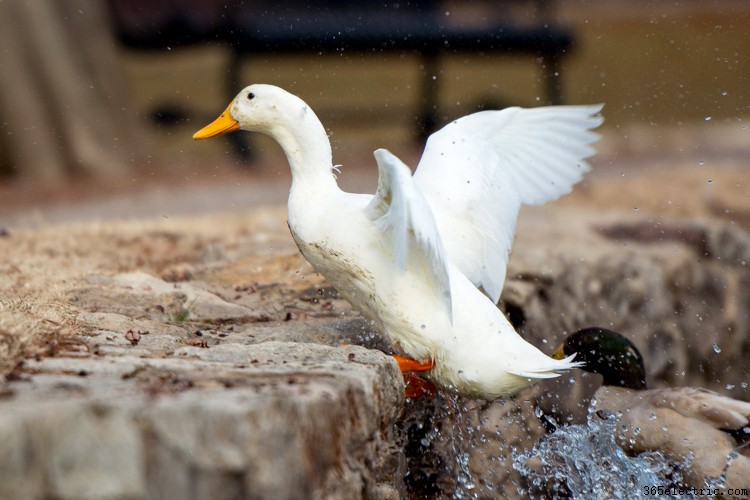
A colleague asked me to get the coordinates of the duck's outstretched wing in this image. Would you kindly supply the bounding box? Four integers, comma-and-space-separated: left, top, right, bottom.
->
413, 105, 603, 303
367, 148, 452, 321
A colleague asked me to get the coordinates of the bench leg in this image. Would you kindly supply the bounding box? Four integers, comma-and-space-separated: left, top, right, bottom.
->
541, 52, 564, 105
417, 52, 440, 142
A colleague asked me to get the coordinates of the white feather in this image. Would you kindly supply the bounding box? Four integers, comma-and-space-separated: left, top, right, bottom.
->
367, 149, 453, 322
414, 105, 604, 302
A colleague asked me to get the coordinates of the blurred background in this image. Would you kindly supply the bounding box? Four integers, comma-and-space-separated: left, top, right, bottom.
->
0, 0, 748, 226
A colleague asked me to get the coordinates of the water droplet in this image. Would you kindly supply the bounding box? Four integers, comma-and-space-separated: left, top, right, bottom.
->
712, 343, 721, 353
632, 207, 639, 211
649, 412, 657, 421
704, 116, 712, 121
726, 384, 735, 390
707, 179, 714, 184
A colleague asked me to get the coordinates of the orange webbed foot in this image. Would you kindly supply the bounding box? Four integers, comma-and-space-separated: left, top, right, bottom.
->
392, 355, 435, 373
392, 355, 436, 399
403, 372, 437, 398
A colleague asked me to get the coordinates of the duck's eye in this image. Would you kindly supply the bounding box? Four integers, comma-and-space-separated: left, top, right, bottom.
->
248, 92, 255, 100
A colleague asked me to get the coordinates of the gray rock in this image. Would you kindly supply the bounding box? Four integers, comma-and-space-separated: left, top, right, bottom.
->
0, 399, 145, 500
111, 272, 264, 322
590, 385, 750, 489
1, 340, 404, 500
3, 205, 750, 498
0, 410, 44, 500
428, 210, 750, 497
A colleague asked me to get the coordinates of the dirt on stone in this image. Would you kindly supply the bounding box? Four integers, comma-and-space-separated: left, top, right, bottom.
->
0, 207, 356, 374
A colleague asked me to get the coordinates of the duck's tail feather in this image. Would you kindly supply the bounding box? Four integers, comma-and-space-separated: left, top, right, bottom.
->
507, 353, 583, 379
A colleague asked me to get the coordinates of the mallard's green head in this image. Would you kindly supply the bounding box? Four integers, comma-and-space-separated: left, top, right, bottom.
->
552, 327, 647, 390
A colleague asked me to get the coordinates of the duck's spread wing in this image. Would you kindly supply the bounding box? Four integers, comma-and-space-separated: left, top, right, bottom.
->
413, 105, 603, 303
367, 148, 452, 321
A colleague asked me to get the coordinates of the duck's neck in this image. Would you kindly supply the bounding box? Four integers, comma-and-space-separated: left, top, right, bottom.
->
268, 104, 338, 194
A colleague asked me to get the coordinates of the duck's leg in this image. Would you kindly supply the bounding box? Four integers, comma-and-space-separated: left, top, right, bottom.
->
392, 356, 436, 398
392, 355, 435, 372
341, 346, 436, 397
340, 346, 435, 372
403, 372, 437, 398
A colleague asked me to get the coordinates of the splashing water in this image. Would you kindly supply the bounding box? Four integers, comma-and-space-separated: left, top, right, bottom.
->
512, 411, 692, 499
448, 399, 478, 499
402, 391, 739, 498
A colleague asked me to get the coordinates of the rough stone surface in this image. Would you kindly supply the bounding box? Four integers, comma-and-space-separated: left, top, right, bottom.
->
2, 341, 404, 500
591, 385, 750, 489
460, 210, 750, 497
508, 211, 750, 412
1, 187, 749, 497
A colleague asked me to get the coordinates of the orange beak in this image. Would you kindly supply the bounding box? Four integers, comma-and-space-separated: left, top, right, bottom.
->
192, 102, 240, 139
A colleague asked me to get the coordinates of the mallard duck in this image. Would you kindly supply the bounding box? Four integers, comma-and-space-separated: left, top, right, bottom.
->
553, 327, 647, 390
193, 84, 602, 399
553, 327, 750, 488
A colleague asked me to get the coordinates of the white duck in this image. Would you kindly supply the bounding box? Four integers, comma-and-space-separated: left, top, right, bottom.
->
193, 84, 602, 399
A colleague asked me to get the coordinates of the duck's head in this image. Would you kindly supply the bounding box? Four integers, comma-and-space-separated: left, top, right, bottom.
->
552, 327, 647, 390
193, 84, 306, 140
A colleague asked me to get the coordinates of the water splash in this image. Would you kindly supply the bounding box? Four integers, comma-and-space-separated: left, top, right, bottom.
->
448, 400, 477, 499
401, 392, 477, 499
512, 411, 692, 499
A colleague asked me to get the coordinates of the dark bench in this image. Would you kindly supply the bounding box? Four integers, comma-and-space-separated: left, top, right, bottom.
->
110, 0, 575, 158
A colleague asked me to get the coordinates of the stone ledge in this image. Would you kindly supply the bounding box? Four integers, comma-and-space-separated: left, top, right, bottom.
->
1, 341, 404, 500
2, 202, 750, 498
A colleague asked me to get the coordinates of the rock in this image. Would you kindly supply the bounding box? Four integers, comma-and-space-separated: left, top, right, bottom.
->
503, 210, 750, 420
79, 311, 187, 336
110, 271, 263, 322
35, 402, 144, 500
1, 341, 405, 500
3, 195, 750, 497
0, 410, 44, 500
0, 399, 144, 500
590, 385, 750, 489
429, 209, 750, 497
